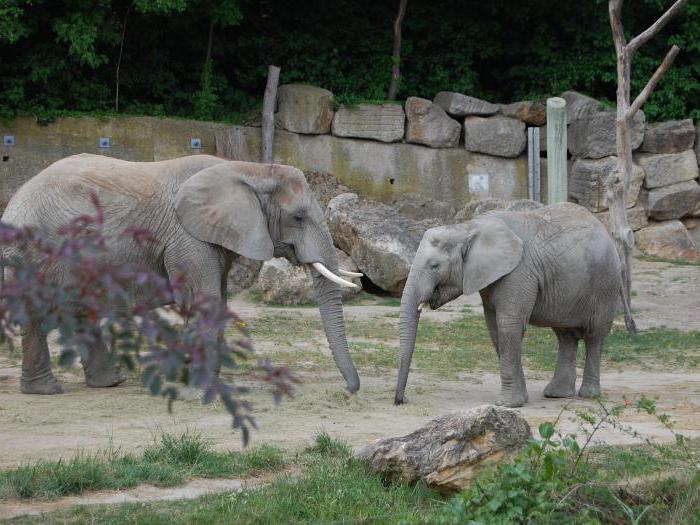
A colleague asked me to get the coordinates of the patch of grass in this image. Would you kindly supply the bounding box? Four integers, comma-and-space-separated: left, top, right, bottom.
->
303, 431, 352, 458
638, 255, 700, 267
245, 289, 316, 308
345, 291, 401, 307
0, 430, 286, 501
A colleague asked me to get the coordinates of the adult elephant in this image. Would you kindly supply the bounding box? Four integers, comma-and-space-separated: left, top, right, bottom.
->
2, 154, 361, 395
394, 203, 633, 408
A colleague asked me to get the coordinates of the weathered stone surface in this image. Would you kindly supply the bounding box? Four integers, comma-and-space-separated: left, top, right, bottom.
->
499, 100, 547, 126
640, 119, 696, 154
454, 198, 542, 222
405, 97, 460, 148
275, 84, 335, 134
647, 180, 700, 220
391, 192, 456, 223
595, 204, 648, 232
560, 90, 600, 122
249, 249, 361, 305
636, 150, 699, 189
227, 256, 264, 296
433, 92, 499, 117
681, 218, 700, 248
304, 171, 351, 207
464, 116, 526, 158
635, 221, 699, 261
569, 156, 644, 211
354, 405, 531, 494
569, 110, 645, 159
696, 127, 700, 168
326, 193, 428, 295
331, 104, 405, 143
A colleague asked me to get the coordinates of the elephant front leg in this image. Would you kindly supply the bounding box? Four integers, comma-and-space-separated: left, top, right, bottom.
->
82, 335, 126, 388
495, 315, 528, 408
544, 329, 579, 398
21, 318, 63, 394
578, 335, 604, 398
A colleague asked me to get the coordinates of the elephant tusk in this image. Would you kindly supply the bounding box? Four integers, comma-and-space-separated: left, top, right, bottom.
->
311, 262, 360, 289
338, 269, 363, 278
417, 302, 428, 313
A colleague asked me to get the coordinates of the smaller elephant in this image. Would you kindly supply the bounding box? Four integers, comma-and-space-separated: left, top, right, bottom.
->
395, 203, 631, 408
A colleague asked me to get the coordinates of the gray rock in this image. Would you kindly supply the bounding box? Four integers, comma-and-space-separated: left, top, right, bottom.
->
250, 249, 361, 305
354, 405, 531, 494
569, 156, 644, 212
696, 127, 700, 168
568, 110, 645, 159
331, 104, 405, 143
499, 100, 547, 126
433, 92, 499, 117
326, 193, 428, 295
506, 199, 545, 213
681, 217, 700, 248
635, 220, 699, 261
636, 150, 699, 189
405, 97, 461, 148
304, 171, 351, 208
454, 198, 542, 222
464, 116, 526, 158
595, 204, 648, 232
647, 180, 700, 220
560, 90, 601, 122
227, 255, 264, 296
640, 119, 696, 153
275, 84, 335, 134
391, 192, 456, 223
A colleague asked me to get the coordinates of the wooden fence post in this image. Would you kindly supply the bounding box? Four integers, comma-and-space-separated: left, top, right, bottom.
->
261, 65, 281, 163
527, 127, 541, 202
546, 97, 567, 204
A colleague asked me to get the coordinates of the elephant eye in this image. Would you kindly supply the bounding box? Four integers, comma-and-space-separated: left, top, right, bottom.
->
293, 213, 304, 223
429, 261, 439, 270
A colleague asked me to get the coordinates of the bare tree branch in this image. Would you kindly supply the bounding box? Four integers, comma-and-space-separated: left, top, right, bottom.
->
627, 0, 689, 53
627, 45, 680, 119
261, 65, 281, 164
387, 0, 407, 100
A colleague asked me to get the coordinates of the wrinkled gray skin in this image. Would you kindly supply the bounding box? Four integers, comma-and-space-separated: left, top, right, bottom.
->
395, 203, 622, 408
2, 154, 360, 395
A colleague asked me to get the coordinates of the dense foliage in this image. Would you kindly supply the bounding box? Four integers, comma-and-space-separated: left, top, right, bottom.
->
0, 196, 295, 442
0, 0, 698, 123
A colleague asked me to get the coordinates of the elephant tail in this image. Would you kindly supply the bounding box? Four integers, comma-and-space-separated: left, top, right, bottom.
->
620, 282, 636, 336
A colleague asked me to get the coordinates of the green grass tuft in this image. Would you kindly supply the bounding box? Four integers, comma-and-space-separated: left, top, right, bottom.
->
304, 432, 352, 458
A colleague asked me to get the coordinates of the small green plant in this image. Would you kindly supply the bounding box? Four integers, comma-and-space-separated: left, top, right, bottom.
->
304, 431, 352, 458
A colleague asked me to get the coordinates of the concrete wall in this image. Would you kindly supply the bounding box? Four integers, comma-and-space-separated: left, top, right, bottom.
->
0, 115, 530, 211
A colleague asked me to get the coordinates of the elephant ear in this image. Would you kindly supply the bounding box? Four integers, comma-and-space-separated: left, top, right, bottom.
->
462, 217, 523, 295
174, 164, 274, 261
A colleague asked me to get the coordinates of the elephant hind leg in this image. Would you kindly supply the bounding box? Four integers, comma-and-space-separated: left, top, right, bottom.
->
544, 328, 579, 398
578, 334, 605, 399
83, 335, 125, 388
21, 318, 63, 395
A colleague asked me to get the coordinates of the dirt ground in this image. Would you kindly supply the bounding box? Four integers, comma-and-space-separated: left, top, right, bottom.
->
0, 257, 699, 471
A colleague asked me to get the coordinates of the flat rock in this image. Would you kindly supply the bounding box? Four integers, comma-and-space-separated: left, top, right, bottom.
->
433, 92, 499, 117
354, 405, 531, 494
331, 104, 405, 143
595, 204, 648, 232
569, 156, 644, 211
304, 171, 351, 208
326, 193, 428, 295
681, 218, 700, 248
569, 110, 645, 159
560, 90, 600, 122
454, 198, 542, 222
405, 97, 460, 148
640, 119, 696, 154
275, 84, 335, 134
635, 220, 699, 261
636, 150, 699, 189
646, 180, 700, 220
499, 100, 547, 126
463, 116, 526, 158
391, 192, 456, 223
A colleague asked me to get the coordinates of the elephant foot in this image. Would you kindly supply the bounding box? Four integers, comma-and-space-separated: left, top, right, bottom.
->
85, 368, 125, 388
543, 380, 576, 399
578, 382, 601, 399
496, 390, 529, 408
21, 375, 64, 395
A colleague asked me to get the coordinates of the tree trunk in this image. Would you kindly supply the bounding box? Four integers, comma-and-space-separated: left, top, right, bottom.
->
261, 65, 281, 163
387, 0, 407, 101
205, 17, 214, 64
115, 3, 132, 112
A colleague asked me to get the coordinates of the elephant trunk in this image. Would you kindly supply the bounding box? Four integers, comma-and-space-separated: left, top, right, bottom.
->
395, 272, 422, 404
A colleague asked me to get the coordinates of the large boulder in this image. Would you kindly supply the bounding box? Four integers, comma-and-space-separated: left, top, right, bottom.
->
568, 110, 645, 159
331, 104, 405, 143
569, 156, 644, 211
275, 84, 335, 134
636, 150, 699, 189
696, 127, 700, 168
250, 249, 361, 305
681, 218, 700, 248
433, 92, 499, 117
560, 90, 600, 122
405, 97, 461, 148
453, 198, 542, 222
635, 221, 699, 261
646, 180, 700, 220
639, 119, 696, 154
595, 204, 648, 232
304, 171, 351, 207
326, 193, 427, 295
354, 405, 531, 494
227, 256, 264, 296
463, 116, 526, 158
499, 100, 547, 126
391, 192, 456, 223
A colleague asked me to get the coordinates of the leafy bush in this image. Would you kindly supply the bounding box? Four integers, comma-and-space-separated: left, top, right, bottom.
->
0, 196, 296, 442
